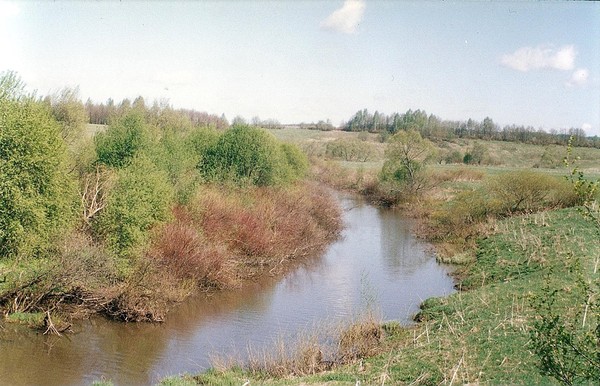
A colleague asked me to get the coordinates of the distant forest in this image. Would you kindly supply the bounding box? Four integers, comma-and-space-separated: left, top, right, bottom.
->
82, 96, 599, 148
342, 108, 600, 148
83, 96, 229, 129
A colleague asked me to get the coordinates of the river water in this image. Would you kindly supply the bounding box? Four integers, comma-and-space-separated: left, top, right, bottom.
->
0, 195, 454, 385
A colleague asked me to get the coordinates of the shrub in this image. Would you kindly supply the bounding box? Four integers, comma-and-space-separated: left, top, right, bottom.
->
0, 77, 76, 259
429, 170, 579, 245
94, 110, 150, 169
463, 142, 491, 165
325, 138, 375, 162
444, 150, 464, 164
151, 211, 232, 289
486, 170, 577, 214
199, 125, 302, 186
94, 155, 174, 259
185, 126, 221, 162
378, 131, 435, 204
280, 142, 309, 180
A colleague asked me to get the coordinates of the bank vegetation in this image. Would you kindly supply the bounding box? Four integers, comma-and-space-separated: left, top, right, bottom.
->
0, 71, 342, 326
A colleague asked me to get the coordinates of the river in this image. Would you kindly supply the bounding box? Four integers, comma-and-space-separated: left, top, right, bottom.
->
0, 194, 454, 385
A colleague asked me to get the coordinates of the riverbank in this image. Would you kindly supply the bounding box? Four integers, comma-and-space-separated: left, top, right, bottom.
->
0, 181, 342, 327
159, 205, 598, 385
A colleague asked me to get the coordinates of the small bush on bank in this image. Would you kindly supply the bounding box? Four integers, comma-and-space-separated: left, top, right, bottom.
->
486, 170, 578, 214
150, 210, 233, 289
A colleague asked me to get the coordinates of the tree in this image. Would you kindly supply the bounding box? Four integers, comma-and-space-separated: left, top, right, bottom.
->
0, 70, 25, 101
94, 155, 173, 258
95, 110, 150, 169
48, 87, 88, 145
199, 126, 300, 186
0, 72, 76, 259
381, 130, 434, 186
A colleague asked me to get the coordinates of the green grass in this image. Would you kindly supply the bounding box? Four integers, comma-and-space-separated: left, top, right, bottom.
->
168, 207, 598, 385
5, 312, 45, 328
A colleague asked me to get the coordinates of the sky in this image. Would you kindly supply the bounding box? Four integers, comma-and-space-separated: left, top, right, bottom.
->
1, 1, 599, 135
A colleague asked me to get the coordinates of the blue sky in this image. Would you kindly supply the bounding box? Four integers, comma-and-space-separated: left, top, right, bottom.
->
1, 1, 599, 135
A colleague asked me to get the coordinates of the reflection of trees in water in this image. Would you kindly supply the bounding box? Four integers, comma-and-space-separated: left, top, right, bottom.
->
379, 209, 430, 276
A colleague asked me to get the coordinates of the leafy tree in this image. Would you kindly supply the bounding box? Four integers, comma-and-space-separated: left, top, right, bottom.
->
94, 155, 173, 259
0, 70, 25, 101
381, 130, 434, 188
94, 110, 150, 169
0, 72, 76, 259
47, 87, 88, 145
199, 126, 298, 186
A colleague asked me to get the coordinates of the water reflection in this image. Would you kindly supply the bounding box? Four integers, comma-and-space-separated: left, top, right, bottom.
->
0, 194, 454, 386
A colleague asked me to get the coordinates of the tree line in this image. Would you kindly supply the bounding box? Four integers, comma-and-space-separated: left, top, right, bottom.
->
343, 108, 599, 148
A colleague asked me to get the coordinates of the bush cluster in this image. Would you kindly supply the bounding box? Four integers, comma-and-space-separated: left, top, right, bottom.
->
429, 170, 578, 242
0, 76, 76, 259
0, 72, 332, 323
199, 125, 307, 186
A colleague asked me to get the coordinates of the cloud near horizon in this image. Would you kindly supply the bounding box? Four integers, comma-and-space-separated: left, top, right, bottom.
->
501, 44, 576, 72
320, 0, 365, 34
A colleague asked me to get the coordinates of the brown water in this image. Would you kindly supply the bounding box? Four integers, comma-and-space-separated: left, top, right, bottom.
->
0, 195, 455, 386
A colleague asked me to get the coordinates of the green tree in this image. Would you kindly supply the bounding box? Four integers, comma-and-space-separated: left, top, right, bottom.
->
48, 87, 88, 145
381, 130, 434, 189
94, 110, 150, 169
94, 155, 173, 259
0, 72, 76, 259
199, 126, 293, 186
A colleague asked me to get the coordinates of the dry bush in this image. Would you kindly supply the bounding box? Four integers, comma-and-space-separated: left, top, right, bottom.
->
245, 334, 333, 377
150, 209, 234, 290
239, 314, 384, 378
190, 183, 342, 273
337, 317, 384, 362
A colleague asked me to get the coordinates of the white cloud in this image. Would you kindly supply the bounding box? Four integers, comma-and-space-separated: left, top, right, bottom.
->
566, 68, 589, 87
501, 44, 576, 72
582, 123, 592, 132
321, 0, 365, 34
